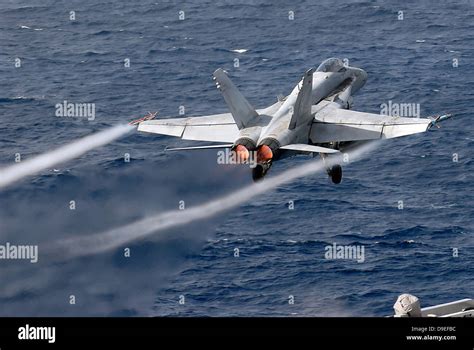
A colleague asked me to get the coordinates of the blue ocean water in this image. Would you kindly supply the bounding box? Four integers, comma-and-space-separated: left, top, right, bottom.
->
0, 0, 473, 316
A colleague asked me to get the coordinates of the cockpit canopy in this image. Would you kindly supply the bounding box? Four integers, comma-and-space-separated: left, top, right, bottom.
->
316, 58, 346, 73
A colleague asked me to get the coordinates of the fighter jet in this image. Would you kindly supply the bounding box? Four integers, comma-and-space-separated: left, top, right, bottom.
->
137, 58, 452, 182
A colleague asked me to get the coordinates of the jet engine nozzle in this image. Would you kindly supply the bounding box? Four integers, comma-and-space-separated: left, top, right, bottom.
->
257, 145, 273, 163
233, 144, 250, 163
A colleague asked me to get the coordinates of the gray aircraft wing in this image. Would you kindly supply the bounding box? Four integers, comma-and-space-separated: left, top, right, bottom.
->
310, 103, 445, 143
137, 101, 283, 143
137, 113, 239, 143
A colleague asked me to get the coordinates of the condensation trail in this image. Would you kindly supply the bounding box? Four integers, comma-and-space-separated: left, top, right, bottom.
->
0, 124, 134, 189
48, 141, 381, 260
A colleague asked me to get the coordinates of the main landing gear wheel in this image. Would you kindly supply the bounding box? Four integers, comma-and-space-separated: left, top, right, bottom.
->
328, 164, 342, 184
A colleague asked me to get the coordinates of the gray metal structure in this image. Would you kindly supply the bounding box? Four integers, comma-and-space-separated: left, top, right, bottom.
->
137, 58, 452, 182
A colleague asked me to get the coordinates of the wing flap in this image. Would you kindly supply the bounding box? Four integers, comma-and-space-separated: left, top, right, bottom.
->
382, 123, 430, 139
137, 122, 184, 137
182, 124, 239, 142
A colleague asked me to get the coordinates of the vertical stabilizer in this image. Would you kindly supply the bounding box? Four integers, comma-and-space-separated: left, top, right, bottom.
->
213, 68, 259, 129
289, 68, 314, 129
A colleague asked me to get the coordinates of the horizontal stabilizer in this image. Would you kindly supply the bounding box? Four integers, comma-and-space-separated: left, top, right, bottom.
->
165, 144, 233, 151
280, 144, 339, 154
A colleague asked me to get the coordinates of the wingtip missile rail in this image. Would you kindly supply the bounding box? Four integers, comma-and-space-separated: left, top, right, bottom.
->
428, 113, 453, 129
129, 111, 158, 126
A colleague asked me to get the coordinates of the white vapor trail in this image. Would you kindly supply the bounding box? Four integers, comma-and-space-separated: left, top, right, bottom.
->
48, 141, 381, 260
0, 124, 134, 189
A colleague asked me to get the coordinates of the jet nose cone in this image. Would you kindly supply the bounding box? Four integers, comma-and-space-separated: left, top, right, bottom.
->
352, 68, 367, 92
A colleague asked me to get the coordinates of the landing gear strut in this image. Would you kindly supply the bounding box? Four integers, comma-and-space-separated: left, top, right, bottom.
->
327, 164, 342, 184
320, 152, 342, 184
252, 162, 272, 181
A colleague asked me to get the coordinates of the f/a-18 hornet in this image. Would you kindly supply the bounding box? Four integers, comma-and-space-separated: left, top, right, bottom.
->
134, 58, 452, 182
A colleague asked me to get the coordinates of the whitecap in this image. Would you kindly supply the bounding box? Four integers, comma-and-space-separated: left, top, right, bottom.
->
20, 25, 43, 31
430, 203, 456, 209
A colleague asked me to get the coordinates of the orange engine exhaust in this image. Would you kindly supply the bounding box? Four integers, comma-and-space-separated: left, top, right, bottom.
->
233, 144, 250, 163
257, 145, 273, 163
